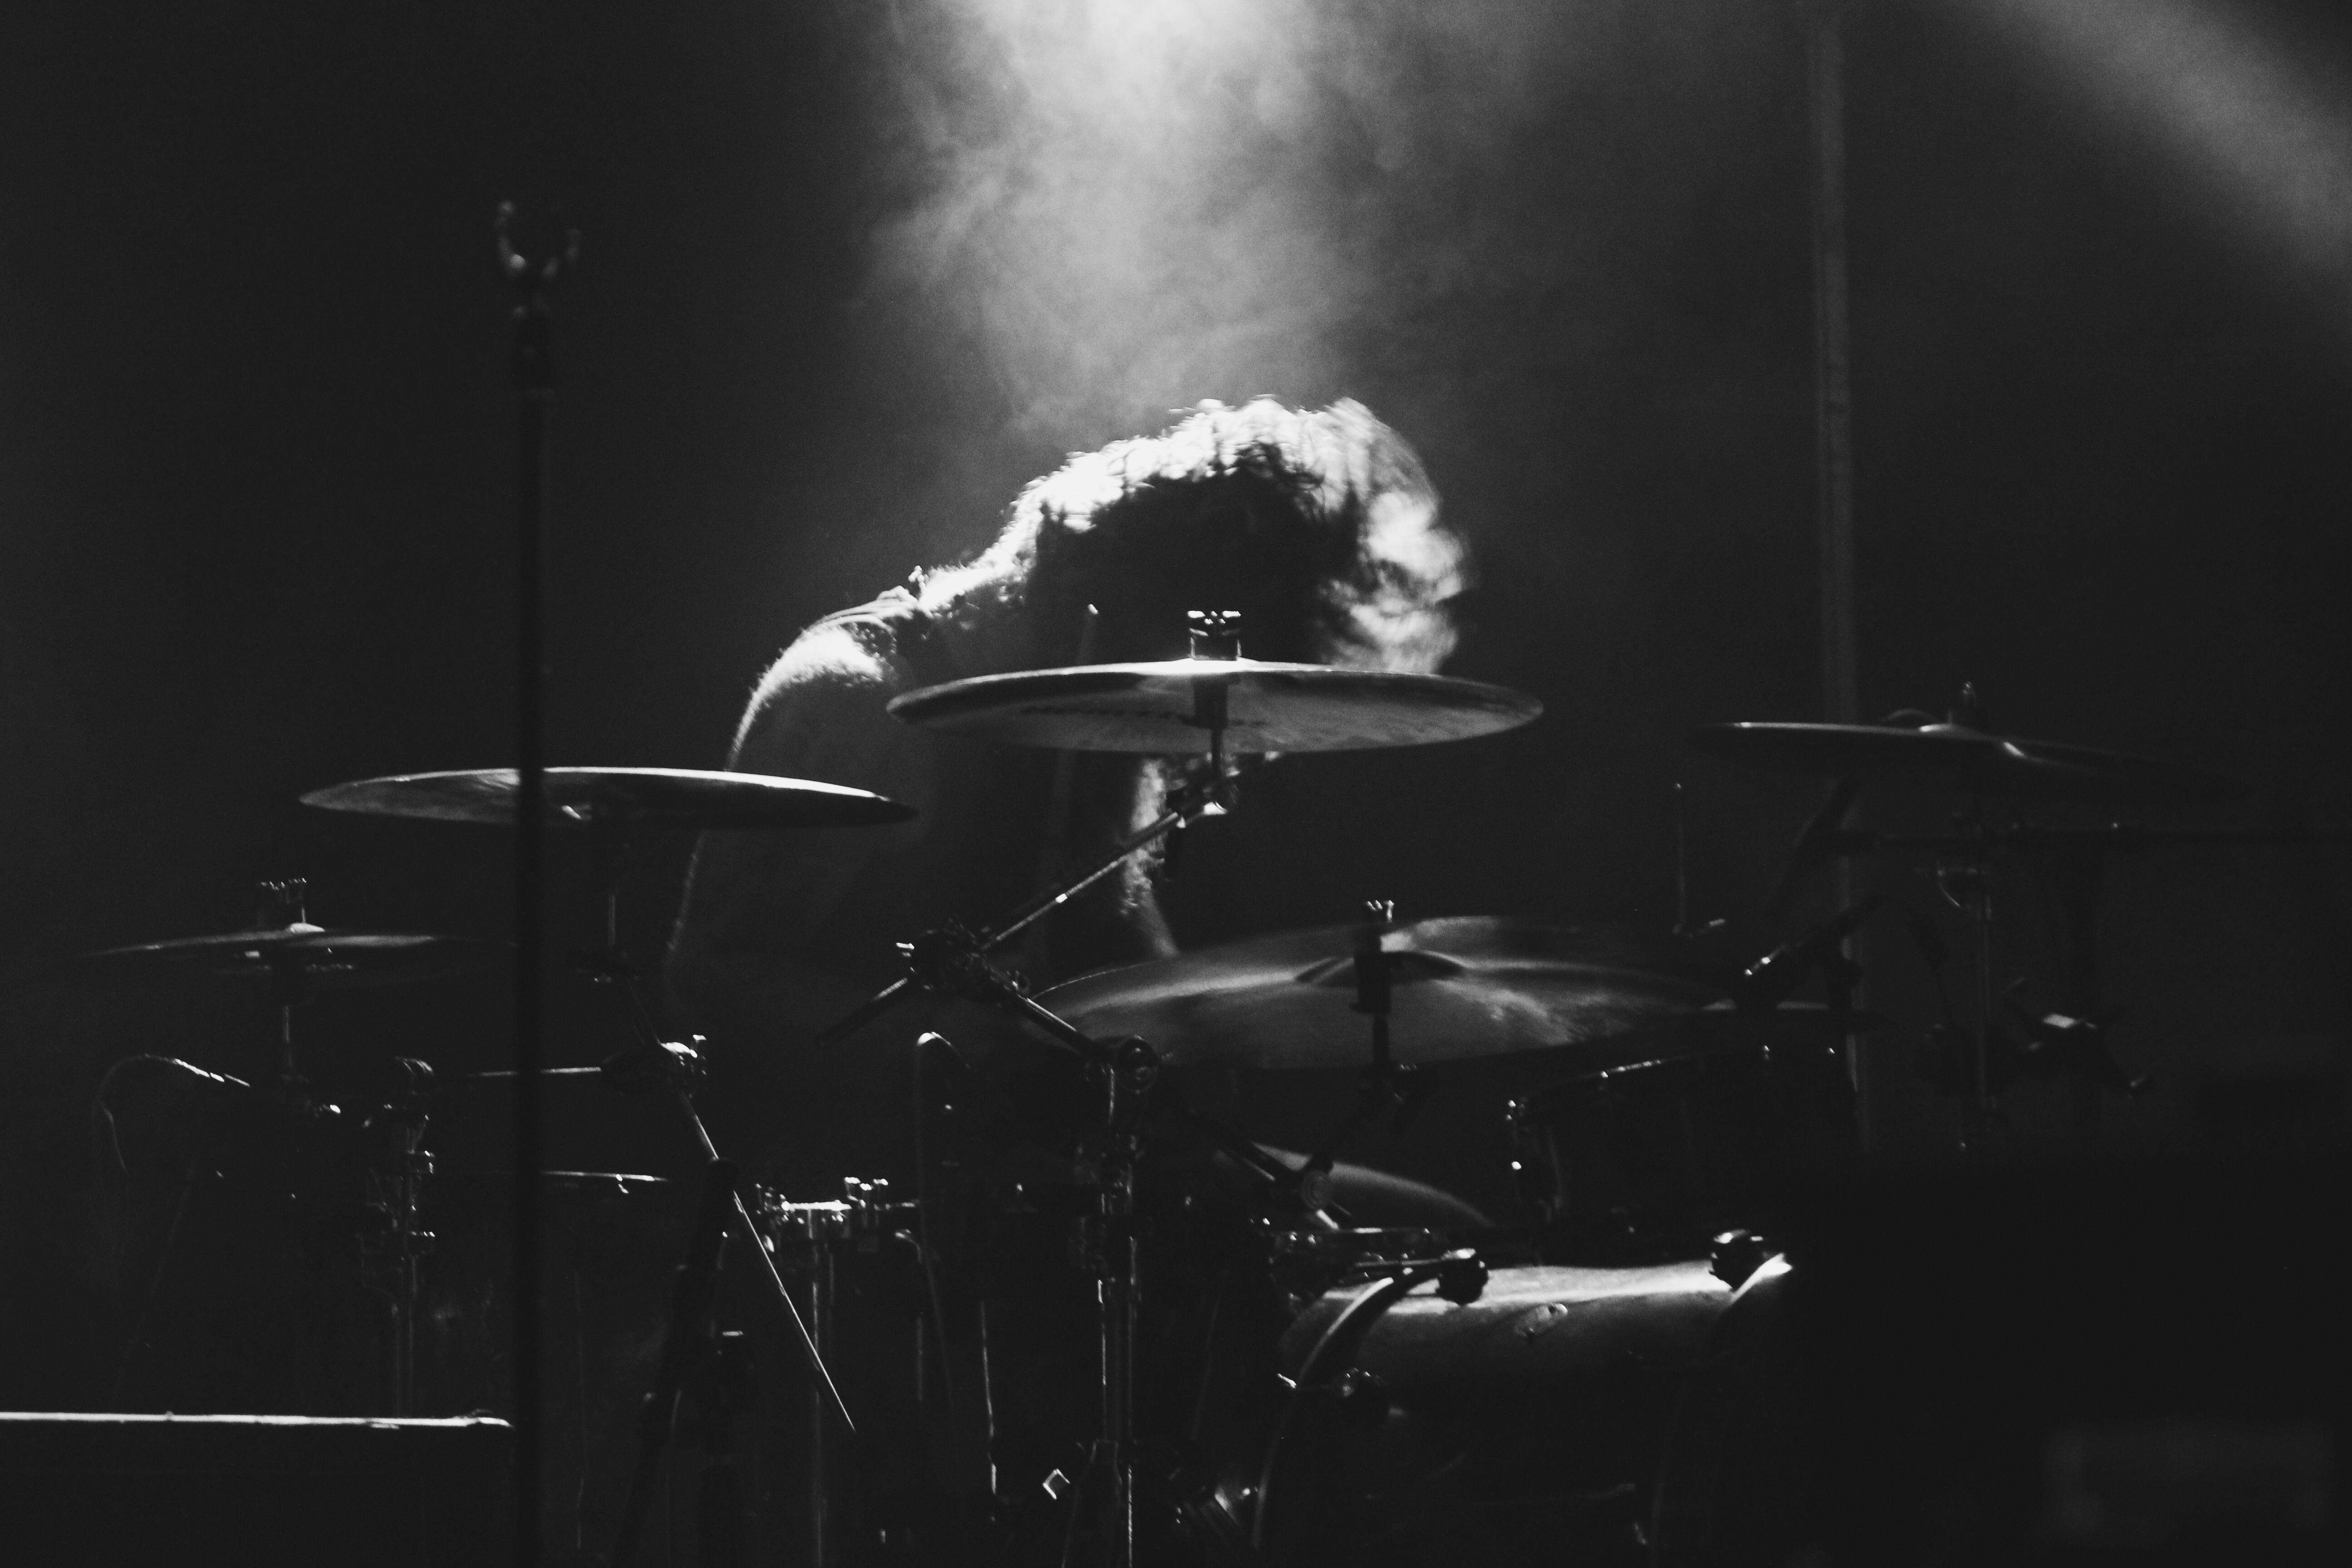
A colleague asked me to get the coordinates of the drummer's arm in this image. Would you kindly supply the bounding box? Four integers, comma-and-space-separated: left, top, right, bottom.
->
666, 625, 926, 1045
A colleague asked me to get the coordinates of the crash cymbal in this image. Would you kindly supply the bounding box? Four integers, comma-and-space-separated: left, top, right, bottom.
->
301, 766, 916, 831
886, 660, 1542, 754
1036, 916, 1723, 1072
71, 924, 505, 994
1688, 721, 2246, 803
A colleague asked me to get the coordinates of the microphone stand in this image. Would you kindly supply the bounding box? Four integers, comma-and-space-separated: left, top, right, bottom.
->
497, 203, 573, 1568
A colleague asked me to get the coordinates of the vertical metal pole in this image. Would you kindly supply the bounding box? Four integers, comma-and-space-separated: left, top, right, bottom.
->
1803, 2, 1873, 1149
1096, 1054, 1144, 1568
500, 203, 571, 1568
1803, 3, 1858, 732
807, 1242, 834, 1568
1100, 1178, 1138, 1568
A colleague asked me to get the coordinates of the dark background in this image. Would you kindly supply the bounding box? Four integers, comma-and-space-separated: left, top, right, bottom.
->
2, 0, 2347, 1409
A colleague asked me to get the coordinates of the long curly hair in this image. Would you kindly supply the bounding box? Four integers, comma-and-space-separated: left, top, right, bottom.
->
913, 398, 1471, 671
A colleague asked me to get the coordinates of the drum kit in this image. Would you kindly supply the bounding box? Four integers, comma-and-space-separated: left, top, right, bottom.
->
59, 610, 2309, 1567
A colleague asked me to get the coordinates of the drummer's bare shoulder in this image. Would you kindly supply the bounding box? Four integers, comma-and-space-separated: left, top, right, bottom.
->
670, 596, 934, 1005
695, 605, 948, 899
730, 595, 931, 769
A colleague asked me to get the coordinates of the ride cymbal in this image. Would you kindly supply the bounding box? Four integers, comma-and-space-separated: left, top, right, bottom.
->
1036, 916, 1722, 1072
301, 766, 916, 831
1688, 721, 2246, 803
887, 660, 1541, 754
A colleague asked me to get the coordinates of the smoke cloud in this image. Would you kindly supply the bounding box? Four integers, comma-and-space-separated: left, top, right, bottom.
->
853, 0, 1596, 442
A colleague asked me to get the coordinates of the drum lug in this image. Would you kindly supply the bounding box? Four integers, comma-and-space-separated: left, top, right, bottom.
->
1709, 1228, 1772, 1289
1435, 1250, 1488, 1305
1280, 1365, 1391, 1430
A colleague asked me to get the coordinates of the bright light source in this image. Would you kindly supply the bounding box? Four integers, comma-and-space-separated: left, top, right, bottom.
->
1963, 0, 2352, 308
865, 1, 1584, 436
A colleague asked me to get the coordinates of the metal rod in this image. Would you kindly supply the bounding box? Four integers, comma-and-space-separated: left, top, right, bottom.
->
815, 761, 1255, 1049
807, 1237, 836, 1568
499, 201, 570, 1568
543, 833, 862, 1435
1101, 1218, 1137, 1568
1803, 0, 1868, 1152
1019, 603, 1101, 978
1827, 823, 2352, 856
1094, 1088, 1143, 1568
609, 1158, 739, 1568
985, 777, 1225, 951
466, 1065, 603, 1083
2047, 846, 2107, 1152
1803, 1, 1858, 730
671, 1095, 857, 1433
1671, 780, 1690, 937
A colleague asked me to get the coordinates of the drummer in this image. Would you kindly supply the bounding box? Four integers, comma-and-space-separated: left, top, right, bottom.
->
666, 397, 1473, 1191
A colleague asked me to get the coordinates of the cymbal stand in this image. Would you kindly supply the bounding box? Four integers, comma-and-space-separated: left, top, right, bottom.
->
253, 880, 316, 1092
1084, 1037, 1154, 1568
1280, 901, 1433, 1209
897, 940, 1157, 1568
568, 827, 669, 1044
817, 611, 1257, 1049
246, 880, 440, 1416
814, 754, 1253, 1048
1829, 820, 2298, 1151
360, 1057, 436, 1418
1931, 815, 2004, 1154
814, 621, 1258, 1563
2039, 841, 2112, 1150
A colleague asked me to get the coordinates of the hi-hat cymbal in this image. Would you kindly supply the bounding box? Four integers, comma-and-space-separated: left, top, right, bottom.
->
1688, 721, 2247, 803
887, 660, 1542, 754
1035, 917, 1724, 1072
71, 924, 505, 994
301, 766, 916, 831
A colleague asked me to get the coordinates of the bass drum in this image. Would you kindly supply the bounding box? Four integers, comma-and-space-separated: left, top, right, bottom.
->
1194, 1258, 1739, 1567
1646, 1253, 1820, 1567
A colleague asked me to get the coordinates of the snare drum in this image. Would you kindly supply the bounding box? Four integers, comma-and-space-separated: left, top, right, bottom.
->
1510, 1033, 1857, 1252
